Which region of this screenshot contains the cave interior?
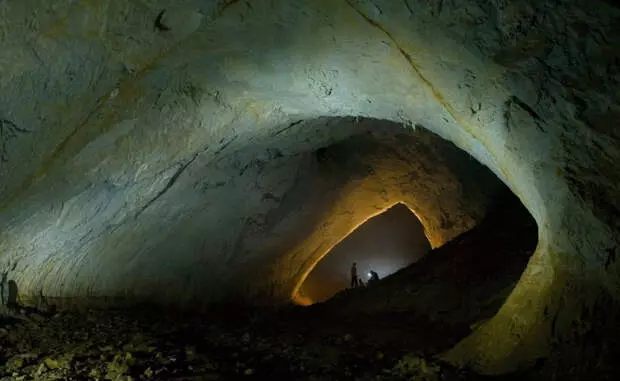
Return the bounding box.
[0,0,619,380]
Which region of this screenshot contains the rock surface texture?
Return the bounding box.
[0,0,618,376]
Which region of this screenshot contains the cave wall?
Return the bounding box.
[0,116,498,307]
[241,122,503,303]
[0,0,618,375]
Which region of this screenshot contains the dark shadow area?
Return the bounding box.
[298,203,431,304]
[7,281,18,307]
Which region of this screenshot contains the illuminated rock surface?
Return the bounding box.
[0,0,618,377]
[298,203,431,304]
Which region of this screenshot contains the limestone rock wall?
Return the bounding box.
[0,0,617,375]
[0,116,498,307]
[239,122,504,303]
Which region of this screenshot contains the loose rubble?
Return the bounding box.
[0,306,492,381]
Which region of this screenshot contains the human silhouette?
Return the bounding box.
[368,270,380,285]
[350,262,360,288]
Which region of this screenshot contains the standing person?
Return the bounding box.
[350,262,360,288]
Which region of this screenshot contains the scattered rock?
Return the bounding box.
[105,352,134,380]
[141,367,152,377]
[43,357,60,369]
[390,354,441,381]
[0,308,474,380]
[5,357,24,372]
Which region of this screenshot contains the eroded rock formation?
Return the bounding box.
[0,0,618,375]
[0,116,500,308]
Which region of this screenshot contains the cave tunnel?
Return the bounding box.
[297,202,432,305]
[0,0,619,380]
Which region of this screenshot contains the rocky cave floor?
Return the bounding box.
[1,302,535,381]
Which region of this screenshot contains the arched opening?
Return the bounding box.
[230,116,511,305]
[278,118,539,342]
[0,0,617,379]
[297,203,431,305]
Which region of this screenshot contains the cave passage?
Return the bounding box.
[0,114,544,380]
[298,203,431,304]
[1,0,619,379]
[0,114,545,379]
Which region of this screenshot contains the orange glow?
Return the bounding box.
[290,200,426,303]
[292,294,313,306]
